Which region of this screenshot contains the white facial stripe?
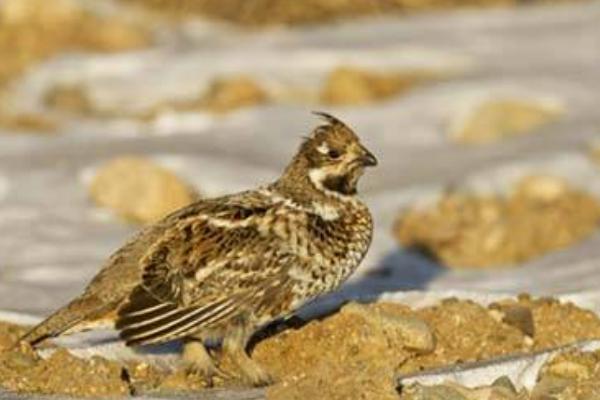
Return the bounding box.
[308,168,328,191]
[308,168,357,203]
[316,142,330,155]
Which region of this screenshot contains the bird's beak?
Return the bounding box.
[358,146,378,167]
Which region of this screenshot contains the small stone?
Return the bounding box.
[492,376,518,394]
[387,314,436,354]
[342,302,436,354]
[89,156,197,223]
[157,369,208,392]
[489,304,535,337]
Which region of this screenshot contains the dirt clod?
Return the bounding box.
[44,85,94,115]
[394,176,600,268]
[0,113,59,133]
[135,76,269,120]
[89,156,198,223]
[449,98,563,144]
[0,0,150,89]
[320,67,443,105]
[118,0,578,26]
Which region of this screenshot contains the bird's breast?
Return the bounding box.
[288,205,373,300]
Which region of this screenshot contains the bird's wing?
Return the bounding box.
[115,192,299,346]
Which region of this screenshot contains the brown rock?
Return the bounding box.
[342,302,436,354]
[489,303,535,337]
[491,376,519,395]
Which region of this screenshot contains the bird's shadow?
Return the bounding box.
[301,247,446,313]
[343,247,446,296]
[249,247,446,350]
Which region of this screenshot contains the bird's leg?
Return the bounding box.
[182,335,225,385]
[222,323,273,387]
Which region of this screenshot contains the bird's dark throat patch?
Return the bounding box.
[322,173,357,195]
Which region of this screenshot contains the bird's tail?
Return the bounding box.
[19,294,112,346]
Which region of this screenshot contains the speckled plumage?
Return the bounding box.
[21,112,377,386]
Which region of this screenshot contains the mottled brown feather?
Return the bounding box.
[116,193,300,345]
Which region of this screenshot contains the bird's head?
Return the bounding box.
[277,112,377,200]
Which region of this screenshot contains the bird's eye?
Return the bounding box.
[328,149,341,159]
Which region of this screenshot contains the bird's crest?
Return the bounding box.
[310,111,349,137]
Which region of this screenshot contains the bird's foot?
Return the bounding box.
[240,362,273,387]
[184,361,232,387]
[222,321,275,387]
[227,351,274,387]
[182,340,228,386]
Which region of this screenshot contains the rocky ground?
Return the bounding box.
[1,0,600,398]
[2,296,600,399]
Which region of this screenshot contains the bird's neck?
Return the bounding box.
[271,156,357,210]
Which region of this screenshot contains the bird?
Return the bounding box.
[20,111,377,386]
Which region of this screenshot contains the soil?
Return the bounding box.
[1,296,599,398]
[0,113,59,133]
[394,175,600,268]
[0,0,149,89]
[261,296,600,399]
[119,0,581,26]
[534,348,600,398]
[0,322,204,397]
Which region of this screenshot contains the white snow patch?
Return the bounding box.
[0,175,9,201]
